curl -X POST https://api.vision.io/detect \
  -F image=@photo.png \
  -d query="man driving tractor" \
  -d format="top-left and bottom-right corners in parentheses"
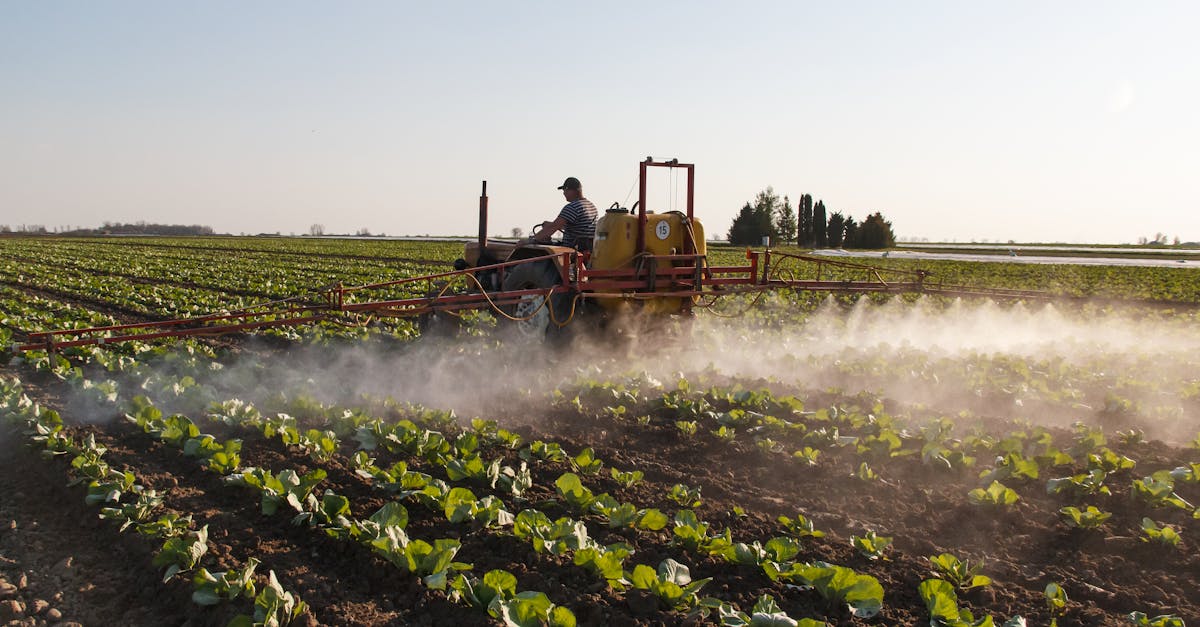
top-left (532, 176), bottom-right (598, 252)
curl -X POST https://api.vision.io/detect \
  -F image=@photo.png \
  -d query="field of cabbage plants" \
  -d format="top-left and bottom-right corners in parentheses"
top-left (1, 235), bottom-right (1197, 627)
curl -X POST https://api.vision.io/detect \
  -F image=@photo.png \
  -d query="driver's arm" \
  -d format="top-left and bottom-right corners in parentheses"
top-left (534, 216), bottom-right (567, 242)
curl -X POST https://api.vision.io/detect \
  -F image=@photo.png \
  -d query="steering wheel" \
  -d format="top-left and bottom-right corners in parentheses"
top-left (524, 223), bottom-right (550, 244)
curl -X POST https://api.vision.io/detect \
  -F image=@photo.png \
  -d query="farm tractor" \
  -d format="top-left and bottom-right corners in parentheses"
top-left (12, 158), bottom-right (1062, 354)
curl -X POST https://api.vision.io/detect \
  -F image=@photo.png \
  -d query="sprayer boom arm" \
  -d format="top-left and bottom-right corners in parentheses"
top-left (14, 248), bottom-right (1171, 355)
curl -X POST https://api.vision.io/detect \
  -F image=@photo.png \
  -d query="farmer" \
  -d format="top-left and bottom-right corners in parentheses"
top-left (532, 177), bottom-right (598, 252)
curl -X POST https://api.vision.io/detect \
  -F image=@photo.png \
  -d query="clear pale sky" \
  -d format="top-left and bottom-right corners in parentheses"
top-left (3, 2), bottom-right (1198, 243)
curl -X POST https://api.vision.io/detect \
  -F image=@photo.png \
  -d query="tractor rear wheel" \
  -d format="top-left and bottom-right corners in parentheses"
top-left (501, 260), bottom-right (568, 340)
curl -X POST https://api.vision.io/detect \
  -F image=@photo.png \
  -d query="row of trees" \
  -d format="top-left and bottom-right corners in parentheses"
top-left (0, 222), bottom-right (215, 236)
top-left (309, 224), bottom-right (389, 237)
top-left (726, 187), bottom-right (896, 249)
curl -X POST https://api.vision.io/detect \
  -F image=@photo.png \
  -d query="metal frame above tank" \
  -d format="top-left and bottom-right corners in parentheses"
top-left (637, 158), bottom-right (695, 257)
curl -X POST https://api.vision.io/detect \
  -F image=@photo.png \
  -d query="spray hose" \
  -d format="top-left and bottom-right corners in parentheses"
top-left (691, 255), bottom-right (803, 317)
top-left (416, 268), bottom-right (583, 328)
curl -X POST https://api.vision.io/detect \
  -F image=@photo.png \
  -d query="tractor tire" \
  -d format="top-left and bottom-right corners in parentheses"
top-left (500, 260), bottom-right (570, 340)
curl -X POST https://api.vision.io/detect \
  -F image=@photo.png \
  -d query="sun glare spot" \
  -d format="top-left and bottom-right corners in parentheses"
top-left (1107, 79), bottom-right (1135, 114)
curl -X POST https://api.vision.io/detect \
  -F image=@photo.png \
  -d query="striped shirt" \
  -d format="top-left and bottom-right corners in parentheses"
top-left (557, 198), bottom-right (598, 250)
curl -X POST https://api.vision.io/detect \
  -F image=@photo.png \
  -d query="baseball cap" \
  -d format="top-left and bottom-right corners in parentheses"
top-left (557, 177), bottom-right (581, 190)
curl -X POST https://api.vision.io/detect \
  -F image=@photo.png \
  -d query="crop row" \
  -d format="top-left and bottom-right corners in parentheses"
top-left (0, 238), bottom-right (443, 301)
top-left (107, 357), bottom-right (1035, 624)
top-left (176, 390), bottom-right (847, 623)
top-left (8, 328), bottom-right (1197, 623)
top-left (143, 359), bottom-right (1198, 624)
top-left (0, 376), bottom-right (310, 626)
top-left (37, 345), bottom-right (892, 619)
top-left (57, 358), bottom-right (864, 625)
top-left (559, 374), bottom-right (1200, 532)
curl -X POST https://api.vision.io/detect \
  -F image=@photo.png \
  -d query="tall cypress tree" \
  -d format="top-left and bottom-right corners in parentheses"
top-left (813, 200), bottom-right (827, 248)
top-left (799, 194), bottom-right (813, 247)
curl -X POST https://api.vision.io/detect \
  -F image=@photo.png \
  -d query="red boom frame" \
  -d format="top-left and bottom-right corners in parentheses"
top-left (10, 247), bottom-right (1075, 354)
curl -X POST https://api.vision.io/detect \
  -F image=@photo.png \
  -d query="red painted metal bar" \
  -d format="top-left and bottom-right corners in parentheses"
top-left (768, 251), bottom-right (931, 281)
top-left (557, 251), bottom-right (572, 286)
top-left (339, 286), bottom-right (570, 313)
top-left (686, 163), bottom-right (695, 222)
top-left (682, 163), bottom-right (695, 258)
top-left (16, 315), bottom-right (327, 352)
top-left (340, 252), bottom-right (569, 293)
top-left (636, 160), bottom-right (648, 255)
top-left (28, 305), bottom-right (324, 339)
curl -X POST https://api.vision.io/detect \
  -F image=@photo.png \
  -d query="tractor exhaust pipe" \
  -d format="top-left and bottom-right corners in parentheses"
top-left (478, 180), bottom-right (488, 251)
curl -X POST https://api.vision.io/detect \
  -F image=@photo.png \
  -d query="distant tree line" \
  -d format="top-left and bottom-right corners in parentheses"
top-left (1137, 233), bottom-right (1183, 246)
top-left (726, 188), bottom-right (896, 249)
top-left (95, 222), bottom-right (215, 236)
top-left (0, 222), bottom-right (216, 236)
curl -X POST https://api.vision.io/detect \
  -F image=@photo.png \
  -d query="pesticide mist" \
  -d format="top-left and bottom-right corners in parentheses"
top-left (196, 296), bottom-right (1200, 445)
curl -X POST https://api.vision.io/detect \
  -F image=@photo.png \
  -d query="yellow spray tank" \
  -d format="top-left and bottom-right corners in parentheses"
top-left (588, 158), bottom-right (706, 315)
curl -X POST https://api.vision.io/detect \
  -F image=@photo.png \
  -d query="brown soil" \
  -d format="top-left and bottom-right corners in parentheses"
top-left (1, 359), bottom-right (1197, 627)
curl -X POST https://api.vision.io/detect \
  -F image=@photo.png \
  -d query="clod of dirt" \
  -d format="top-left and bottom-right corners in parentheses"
top-left (0, 599), bottom-right (25, 621)
top-left (625, 589), bottom-right (658, 617)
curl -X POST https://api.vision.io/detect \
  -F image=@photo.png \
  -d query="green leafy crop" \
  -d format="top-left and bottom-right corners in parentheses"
top-left (225, 467), bottom-right (328, 516)
top-left (777, 512), bottom-right (825, 539)
top-left (629, 558), bottom-right (712, 611)
top-left (968, 481), bottom-right (1019, 507)
top-left (1058, 506), bottom-right (1111, 530)
top-left (521, 440), bottom-right (566, 463)
top-left (493, 591), bottom-right (577, 627)
top-left (851, 531), bottom-right (892, 560)
top-left (1140, 518), bottom-right (1182, 547)
top-left (227, 570), bottom-right (309, 627)
top-left (919, 578), bottom-right (1023, 627)
top-left (1132, 474), bottom-right (1194, 511)
top-left (1127, 612), bottom-right (1186, 627)
top-left (796, 562), bottom-right (884, 618)
top-left (572, 543), bottom-right (634, 589)
top-left (192, 557), bottom-right (259, 606)
top-left (1044, 583), bottom-right (1067, 627)
top-left (554, 472), bottom-right (599, 513)
top-left (926, 553), bottom-right (991, 591)
top-left (668, 483), bottom-right (703, 508)
top-left (1046, 469), bottom-right (1110, 497)
top-left (610, 467), bottom-right (644, 489)
top-left (153, 525), bottom-right (209, 582)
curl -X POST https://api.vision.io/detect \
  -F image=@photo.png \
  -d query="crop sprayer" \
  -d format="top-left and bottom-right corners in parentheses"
top-left (10, 158), bottom-right (1140, 354)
